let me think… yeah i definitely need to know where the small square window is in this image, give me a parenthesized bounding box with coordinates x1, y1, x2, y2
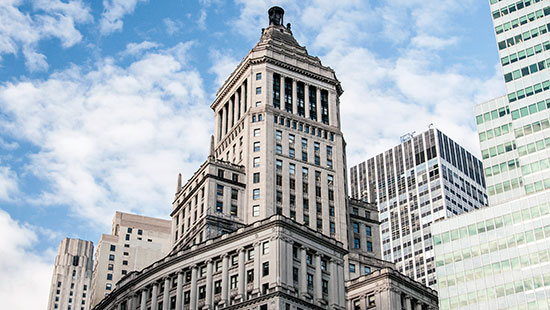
(256, 73, 262, 80)
(256, 87, 261, 94)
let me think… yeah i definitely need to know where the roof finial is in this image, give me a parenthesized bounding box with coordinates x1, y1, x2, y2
(176, 173, 182, 193)
(268, 6, 284, 26)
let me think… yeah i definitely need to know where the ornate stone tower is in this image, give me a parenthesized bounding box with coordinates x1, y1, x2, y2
(210, 6, 348, 246)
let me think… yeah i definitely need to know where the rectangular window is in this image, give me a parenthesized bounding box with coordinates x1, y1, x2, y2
(367, 241, 373, 252)
(254, 128, 260, 137)
(297, 81, 305, 116)
(254, 142, 260, 152)
(253, 172, 260, 183)
(273, 73, 281, 109)
(216, 201, 223, 212)
(256, 73, 262, 80)
(262, 241, 270, 254)
(253, 205, 260, 217)
(320, 90, 329, 124)
(253, 157, 260, 167)
(253, 189, 260, 200)
(284, 78, 293, 113)
(309, 86, 317, 120)
(256, 87, 261, 94)
(217, 184, 224, 196)
(289, 163, 296, 175)
(262, 262, 269, 276)
(275, 130, 282, 140)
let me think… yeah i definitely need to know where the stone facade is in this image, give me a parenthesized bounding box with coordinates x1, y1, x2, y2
(90, 7, 438, 310)
(90, 212, 171, 308)
(346, 268, 438, 310)
(47, 238, 94, 310)
(93, 216, 347, 310)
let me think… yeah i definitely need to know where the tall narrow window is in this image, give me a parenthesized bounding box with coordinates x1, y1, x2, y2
(284, 78, 293, 113)
(273, 73, 281, 109)
(309, 86, 317, 120)
(321, 89, 329, 124)
(297, 82, 305, 117)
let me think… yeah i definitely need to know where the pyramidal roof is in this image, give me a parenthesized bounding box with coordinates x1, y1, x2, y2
(213, 6, 342, 106)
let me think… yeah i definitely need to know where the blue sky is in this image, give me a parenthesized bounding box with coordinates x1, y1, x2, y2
(0, 0, 504, 308)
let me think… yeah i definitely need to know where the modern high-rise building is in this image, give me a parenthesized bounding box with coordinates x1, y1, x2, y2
(90, 212, 171, 308)
(350, 128, 487, 287)
(47, 238, 94, 310)
(433, 1, 550, 309)
(91, 7, 438, 310)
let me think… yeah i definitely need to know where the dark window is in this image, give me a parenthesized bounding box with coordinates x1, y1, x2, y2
(72, 256, 79, 267)
(262, 262, 269, 276)
(273, 73, 281, 109)
(284, 78, 293, 113)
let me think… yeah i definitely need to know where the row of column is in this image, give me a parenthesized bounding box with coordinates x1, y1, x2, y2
(218, 81, 248, 142)
(281, 237, 344, 307)
(275, 74, 327, 123)
(114, 242, 264, 310)
(112, 239, 345, 310)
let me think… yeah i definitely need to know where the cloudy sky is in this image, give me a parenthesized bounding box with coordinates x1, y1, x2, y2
(0, 0, 503, 308)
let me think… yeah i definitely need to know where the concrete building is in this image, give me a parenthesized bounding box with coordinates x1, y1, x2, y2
(433, 1, 550, 309)
(47, 238, 94, 310)
(90, 212, 171, 308)
(350, 128, 487, 287)
(91, 7, 438, 310)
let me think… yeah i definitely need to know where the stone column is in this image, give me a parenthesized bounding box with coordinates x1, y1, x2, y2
(415, 302, 423, 310)
(314, 254, 322, 303)
(190, 265, 198, 309)
(286, 240, 294, 291)
(404, 296, 412, 310)
(300, 246, 308, 297)
(337, 263, 345, 305)
(175, 272, 183, 310)
(304, 84, 310, 119)
(253, 242, 261, 294)
(389, 288, 401, 309)
(238, 248, 246, 300)
(162, 277, 170, 310)
(316, 88, 321, 122)
(292, 79, 297, 114)
(205, 260, 213, 309)
(236, 89, 241, 120)
(223, 103, 228, 137)
(328, 259, 337, 308)
(151, 283, 159, 310)
(140, 289, 147, 310)
(221, 254, 229, 306)
(127, 294, 135, 310)
(240, 84, 246, 116)
(280, 75, 285, 110)
(277, 237, 285, 286)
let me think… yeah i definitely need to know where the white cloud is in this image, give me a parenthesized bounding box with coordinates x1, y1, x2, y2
(120, 41, 159, 57)
(197, 10, 207, 30)
(0, 209, 54, 310)
(232, 0, 503, 166)
(163, 18, 183, 36)
(0, 42, 211, 226)
(0, 0, 92, 72)
(0, 164, 18, 201)
(209, 49, 240, 89)
(100, 0, 147, 35)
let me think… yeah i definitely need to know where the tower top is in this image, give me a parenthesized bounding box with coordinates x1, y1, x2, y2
(268, 6, 284, 26)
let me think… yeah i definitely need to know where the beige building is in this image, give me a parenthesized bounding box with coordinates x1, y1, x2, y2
(90, 212, 171, 308)
(91, 6, 437, 310)
(346, 268, 438, 310)
(47, 238, 94, 310)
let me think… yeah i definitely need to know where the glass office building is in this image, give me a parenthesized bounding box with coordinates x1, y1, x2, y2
(434, 0, 550, 309)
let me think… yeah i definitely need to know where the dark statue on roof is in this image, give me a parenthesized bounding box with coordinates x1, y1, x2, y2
(268, 6, 284, 26)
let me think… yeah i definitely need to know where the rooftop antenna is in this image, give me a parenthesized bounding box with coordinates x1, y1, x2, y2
(400, 131, 415, 143)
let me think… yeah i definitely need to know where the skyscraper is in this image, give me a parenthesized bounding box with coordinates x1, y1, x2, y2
(433, 1, 550, 309)
(350, 128, 487, 287)
(47, 238, 94, 310)
(91, 7, 438, 310)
